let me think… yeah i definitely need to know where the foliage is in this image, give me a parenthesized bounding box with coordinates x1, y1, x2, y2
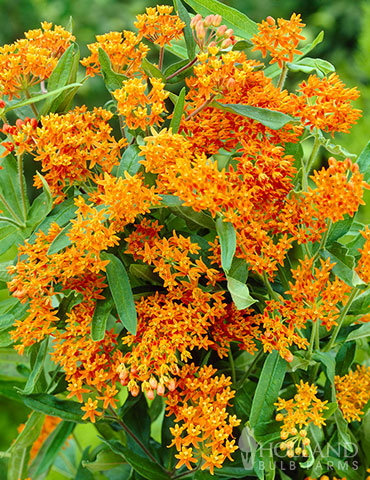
(0, 2, 370, 480)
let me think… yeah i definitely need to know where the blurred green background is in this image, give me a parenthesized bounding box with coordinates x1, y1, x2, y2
(0, 0, 369, 477)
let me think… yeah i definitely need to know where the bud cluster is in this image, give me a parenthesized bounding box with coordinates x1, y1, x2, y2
(1, 117, 37, 155)
(190, 13, 235, 51)
(276, 415, 310, 459)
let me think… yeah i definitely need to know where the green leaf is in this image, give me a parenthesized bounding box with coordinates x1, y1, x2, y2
(41, 43, 81, 115)
(9, 410, 45, 451)
(299, 444, 315, 468)
(101, 439, 170, 480)
(29, 421, 75, 477)
(117, 145, 141, 178)
(357, 137, 370, 182)
(169, 205, 215, 229)
(212, 102, 297, 130)
(7, 446, 30, 480)
(83, 448, 126, 472)
(0, 155, 29, 222)
(227, 276, 256, 310)
(183, 0, 258, 39)
(22, 393, 84, 422)
(142, 58, 166, 81)
(173, 0, 196, 59)
(163, 43, 188, 60)
(47, 223, 72, 255)
(169, 87, 186, 134)
(318, 133, 357, 159)
(26, 173, 53, 229)
(249, 351, 286, 437)
(21, 338, 49, 395)
(0, 260, 13, 283)
(0, 223, 24, 255)
(0, 378, 26, 402)
(320, 243, 365, 287)
(287, 57, 335, 78)
(102, 253, 137, 335)
(322, 456, 361, 480)
(312, 351, 335, 385)
(98, 47, 127, 92)
(28, 197, 78, 243)
(323, 401, 338, 419)
(91, 289, 114, 342)
(345, 322, 370, 342)
(4, 83, 82, 113)
(265, 31, 324, 79)
(326, 215, 354, 247)
(216, 217, 236, 274)
(335, 341, 356, 375)
(76, 448, 95, 480)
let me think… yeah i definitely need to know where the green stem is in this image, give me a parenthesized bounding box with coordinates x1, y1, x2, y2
(0, 191, 25, 227)
(24, 88, 39, 117)
(17, 154, 27, 220)
(185, 94, 216, 121)
(107, 407, 168, 472)
(262, 271, 279, 301)
(0, 215, 25, 228)
(236, 349, 264, 388)
(306, 134, 321, 176)
(277, 62, 288, 90)
(228, 347, 236, 385)
(166, 57, 197, 81)
(158, 47, 164, 71)
(324, 287, 360, 352)
(308, 321, 319, 358)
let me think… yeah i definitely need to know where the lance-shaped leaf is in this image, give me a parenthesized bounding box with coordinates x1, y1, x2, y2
(101, 438, 171, 480)
(27, 172, 53, 229)
(4, 83, 82, 113)
(216, 217, 236, 274)
(250, 351, 286, 437)
(91, 289, 114, 342)
(29, 421, 75, 477)
(22, 393, 85, 422)
(9, 411, 45, 452)
(142, 58, 166, 81)
(345, 322, 370, 342)
(320, 243, 365, 287)
(183, 0, 258, 39)
(117, 145, 141, 177)
(212, 102, 297, 130)
(7, 446, 30, 480)
(173, 0, 196, 59)
(21, 338, 49, 395)
(0, 155, 29, 223)
(102, 253, 137, 335)
(98, 47, 127, 92)
(47, 222, 73, 255)
(169, 87, 186, 134)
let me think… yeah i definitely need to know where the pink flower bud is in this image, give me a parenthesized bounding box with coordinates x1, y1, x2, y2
(196, 22, 206, 40)
(157, 383, 165, 396)
(190, 13, 202, 28)
(167, 379, 176, 391)
(221, 38, 232, 49)
(149, 377, 158, 389)
(213, 15, 222, 27)
(216, 25, 227, 37)
(225, 28, 234, 37)
(204, 15, 213, 27)
(146, 389, 155, 400)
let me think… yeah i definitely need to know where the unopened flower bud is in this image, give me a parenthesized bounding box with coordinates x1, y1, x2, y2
(280, 442, 287, 450)
(221, 38, 232, 49)
(213, 15, 222, 27)
(149, 377, 158, 389)
(0, 99, 5, 109)
(167, 378, 176, 391)
(225, 28, 234, 37)
(302, 449, 309, 457)
(146, 389, 155, 400)
(157, 383, 165, 396)
(196, 23, 206, 40)
(16, 119, 24, 129)
(275, 413, 284, 422)
(302, 437, 310, 446)
(216, 25, 227, 37)
(287, 449, 294, 458)
(204, 15, 214, 27)
(190, 13, 202, 28)
(295, 447, 302, 455)
(30, 118, 38, 129)
(266, 16, 275, 26)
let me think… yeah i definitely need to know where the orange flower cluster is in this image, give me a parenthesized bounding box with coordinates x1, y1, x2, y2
(8, 173, 159, 421)
(134, 5, 185, 47)
(0, 22, 73, 100)
(275, 381, 328, 456)
(292, 74, 361, 134)
(10, 106, 126, 202)
(335, 365, 370, 422)
(113, 77, 169, 130)
(81, 30, 148, 77)
(251, 14, 305, 67)
(166, 364, 240, 474)
(18, 415, 62, 460)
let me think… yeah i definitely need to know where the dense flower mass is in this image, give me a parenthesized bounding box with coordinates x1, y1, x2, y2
(1, 5, 369, 479)
(0, 22, 74, 100)
(335, 365, 370, 422)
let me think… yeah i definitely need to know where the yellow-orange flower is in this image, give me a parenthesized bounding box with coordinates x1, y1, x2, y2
(335, 365, 370, 422)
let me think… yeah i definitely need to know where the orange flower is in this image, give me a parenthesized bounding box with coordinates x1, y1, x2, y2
(0, 22, 74, 100)
(251, 14, 305, 68)
(335, 365, 370, 422)
(81, 30, 149, 77)
(113, 77, 169, 130)
(81, 398, 103, 423)
(291, 74, 361, 134)
(134, 5, 185, 47)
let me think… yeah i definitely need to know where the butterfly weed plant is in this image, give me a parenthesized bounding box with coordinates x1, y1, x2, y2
(0, 2, 370, 479)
